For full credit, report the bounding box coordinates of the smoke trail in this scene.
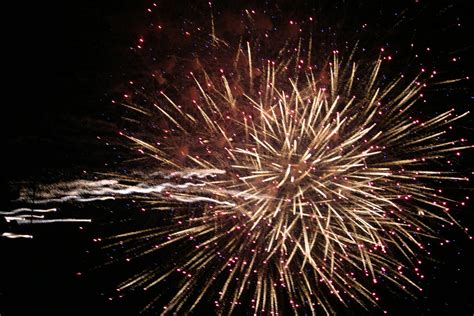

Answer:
[3,169,234,238]
[2,232,34,239]
[16,169,231,206]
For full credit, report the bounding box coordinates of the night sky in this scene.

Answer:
[2,0,473,315]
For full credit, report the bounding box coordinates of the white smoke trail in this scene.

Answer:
[3,169,235,238]
[12,218,92,225]
[2,232,34,239]
[171,195,236,206]
[152,169,226,179]
[0,208,57,215]
[16,169,229,206]
[29,196,116,204]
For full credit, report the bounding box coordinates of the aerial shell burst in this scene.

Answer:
[106,28,471,314]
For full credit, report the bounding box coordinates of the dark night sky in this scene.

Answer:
[2,0,473,315]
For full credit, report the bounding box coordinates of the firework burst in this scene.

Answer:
[3,1,473,315]
[102,26,472,314]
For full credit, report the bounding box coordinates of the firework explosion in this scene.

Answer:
[4,2,472,315]
[98,18,471,314]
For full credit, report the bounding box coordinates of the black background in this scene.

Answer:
[2,0,473,315]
